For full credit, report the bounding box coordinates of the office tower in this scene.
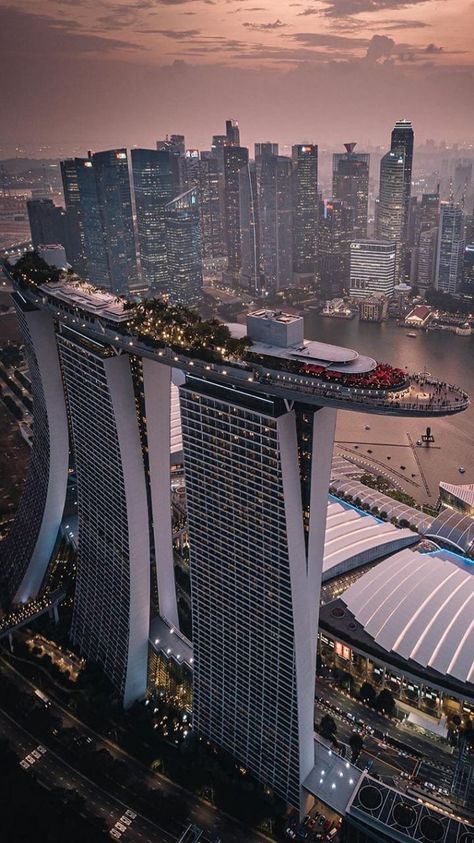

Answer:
[318,199,352,296]
[416,228,438,291]
[349,240,396,297]
[255,142,279,163]
[211,135,227,155]
[165,188,202,307]
[239,161,260,292]
[27,199,68,251]
[332,143,369,239]
[465,213,474,246]
[0,294,69,607]
[61,153,139,294]
[156,134,185,156]
[463,244,474,294]
[61,157,105,283]
[259,154,293,292]
[434,202,465,294]
[182,151,223,259]
[454,160,472,203]
[131,148,175,294]
[411,192,439,289]
[225,119,240,147]
[391,119,414,236]
[377,148,406,282]
[292,144,318,276]
[91,149,139,295]
[224,146,249,277]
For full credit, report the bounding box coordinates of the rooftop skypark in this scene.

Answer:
[5,251,470,416]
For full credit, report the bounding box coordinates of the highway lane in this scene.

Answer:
[0,706,177,843]
[0,656,270,843]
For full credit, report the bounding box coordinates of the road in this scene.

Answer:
[0,706,175,843]
[314,677,470,811]
[0,657,270,843]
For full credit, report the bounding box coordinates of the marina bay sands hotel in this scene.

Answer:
[0,254,469,813]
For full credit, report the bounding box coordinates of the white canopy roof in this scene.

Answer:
[342,548,474,685]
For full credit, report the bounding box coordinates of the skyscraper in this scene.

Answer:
[292,144,318,276]
[225,119,240,146]
[318,199,352,296]
[332,143,369,240]
[92,149,139,295]
[259,154,293,292]
[434,202,465,294]
[239,161,260,292]
[27,199,68,252]
[182,151,223,259]
[61,156,108,285]
[165,187,202,307]
[411,191,439,289]
[391,119,414,236]
[377,148,406,282]
[131,148,176,294]
[62,151,139,295]
[349,240,396,297]
[224,146,249,277]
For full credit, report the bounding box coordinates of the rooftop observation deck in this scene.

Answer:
[6,259,469,419]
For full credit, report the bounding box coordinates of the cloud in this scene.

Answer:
[425,42,443,53]
[287,31,369,48]
[365,33,395,60]
[243,19,287,30]
[0,6,138,53]
[151,28,201,38]
[319,0,438,16]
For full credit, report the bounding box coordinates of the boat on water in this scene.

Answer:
[406,332,417,338]
[459,466,466,474]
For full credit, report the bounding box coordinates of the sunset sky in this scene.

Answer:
[2,0,473,154]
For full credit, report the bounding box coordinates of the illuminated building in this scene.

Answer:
[349,240,396,298]
[292,144,318,276]
[435,202,465,294]
[224,145,249,277]
[165,187,202,307]
[319,200,352,296]
[332,144,369,240]
[259,153,293,291]
[2,255,469,811]
[377,149,406,283]
[131,148,175,294]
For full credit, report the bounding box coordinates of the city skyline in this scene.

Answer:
[2,1,474,155]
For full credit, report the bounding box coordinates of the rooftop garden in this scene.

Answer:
[6,252,251,363]
[120,299,252,362]
[302,362,407,390]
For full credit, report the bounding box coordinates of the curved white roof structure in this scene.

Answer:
[322,500,417,581]
[342,548,474,685]
[426,508,474,555]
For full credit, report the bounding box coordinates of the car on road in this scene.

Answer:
[32,749,41,759]
[115,822,127,833]
[19,760,30,769]
[120,816,132,826]
[110,830,121,839]
[125,809,137,820]
[25,754,35,764]
[37,745,47,754]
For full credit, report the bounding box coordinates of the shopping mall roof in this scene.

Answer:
[341,548,474,686]
[329,474,433,535]
[322,499,417,581]
[426,509,474,555]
